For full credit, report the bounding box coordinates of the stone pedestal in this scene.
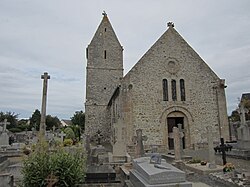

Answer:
[237,125,250,150]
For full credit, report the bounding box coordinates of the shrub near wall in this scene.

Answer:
[21,145,86,187]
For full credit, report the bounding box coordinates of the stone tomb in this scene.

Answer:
[130,157,192,187]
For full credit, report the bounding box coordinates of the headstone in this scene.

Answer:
[173,127,181,161]
[206,126,216,169]
[130,157,192,187]
[0,119,10,147]
[236,103,250,150]
[177,123,185,155]
[0,119,10,132]
[132,129,148,158]
[59,132,66,142]
[112,121,126,161]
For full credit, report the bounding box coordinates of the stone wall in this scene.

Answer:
[118,26,229,151]
[85,16,229,153]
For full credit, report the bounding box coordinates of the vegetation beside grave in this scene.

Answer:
[186,158,201,164]
[21,140,86,187]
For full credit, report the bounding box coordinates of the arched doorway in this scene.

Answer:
[167,116,185,150]
[160,106,193,150]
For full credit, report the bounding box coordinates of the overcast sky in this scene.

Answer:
[0,1,249,120]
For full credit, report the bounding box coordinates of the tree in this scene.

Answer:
[29,109,60,131]
[29,109,41,130]
[229,98,250,122]
[46,115,60,130]
[229,110,240,122]
[71,111,85,131]
[0,111,19,129]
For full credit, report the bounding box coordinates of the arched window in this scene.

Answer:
[171,79,177,101]
[180,79,186,101]
[104,50,107,59]
[163,79,168,101]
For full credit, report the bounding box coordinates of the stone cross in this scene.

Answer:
[219,138,227,165]
[177,124,184,155]
[237,104,249,126]
[52,125,56,133]
[206,126,216,169]
[132,129,148,158]
[172,127,182,161]
[96,129,103,145]
[59,132,66,142]
[0,119,10,132]
[39,72,50,138]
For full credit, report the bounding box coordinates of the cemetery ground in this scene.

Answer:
[1,141,250,186]
[183,150,250,187]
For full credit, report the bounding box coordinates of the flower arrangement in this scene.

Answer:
[223,163,235,172]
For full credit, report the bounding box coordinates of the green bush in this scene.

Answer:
[22,145,86,187]
[8,127,22,133]
[64,127,75,140]
[63,138,73,147]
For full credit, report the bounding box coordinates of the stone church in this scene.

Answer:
[85,13,229,153]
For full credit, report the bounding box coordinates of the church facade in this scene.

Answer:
[85,14,229,152]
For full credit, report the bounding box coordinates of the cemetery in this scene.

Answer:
[0,10,250,187]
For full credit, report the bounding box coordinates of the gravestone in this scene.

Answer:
[130,157,192,187]
[173,126,182,161]
[236,103,250,150]
[177,123,185,155]
[58,132,66,142]
[112,121,127,162]
[132,129,148,158]
[0,119,10,147]
[206,126,216,169]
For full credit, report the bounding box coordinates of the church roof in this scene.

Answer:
[88,12,122,47]
[123,22,219,80]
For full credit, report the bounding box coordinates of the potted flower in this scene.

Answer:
[223,163,235,173]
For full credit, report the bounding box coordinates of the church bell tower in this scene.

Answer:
[85,12,123,140]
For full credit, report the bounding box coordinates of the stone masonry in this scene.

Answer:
[85,14,229,153]
[85,13,123,141]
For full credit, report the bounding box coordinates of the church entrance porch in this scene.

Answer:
[167,117,185,150]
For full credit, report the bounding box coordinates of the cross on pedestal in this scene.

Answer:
[168,125,184,159]
[59,132,66,142]
[237,104,249,126]
[132,129,148,158]
[40,72,50,138]
[177,124,185,154]
[207,126,216,168]
[172,127,184,161]
[219,138,227,165]
[0,119,10,132]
